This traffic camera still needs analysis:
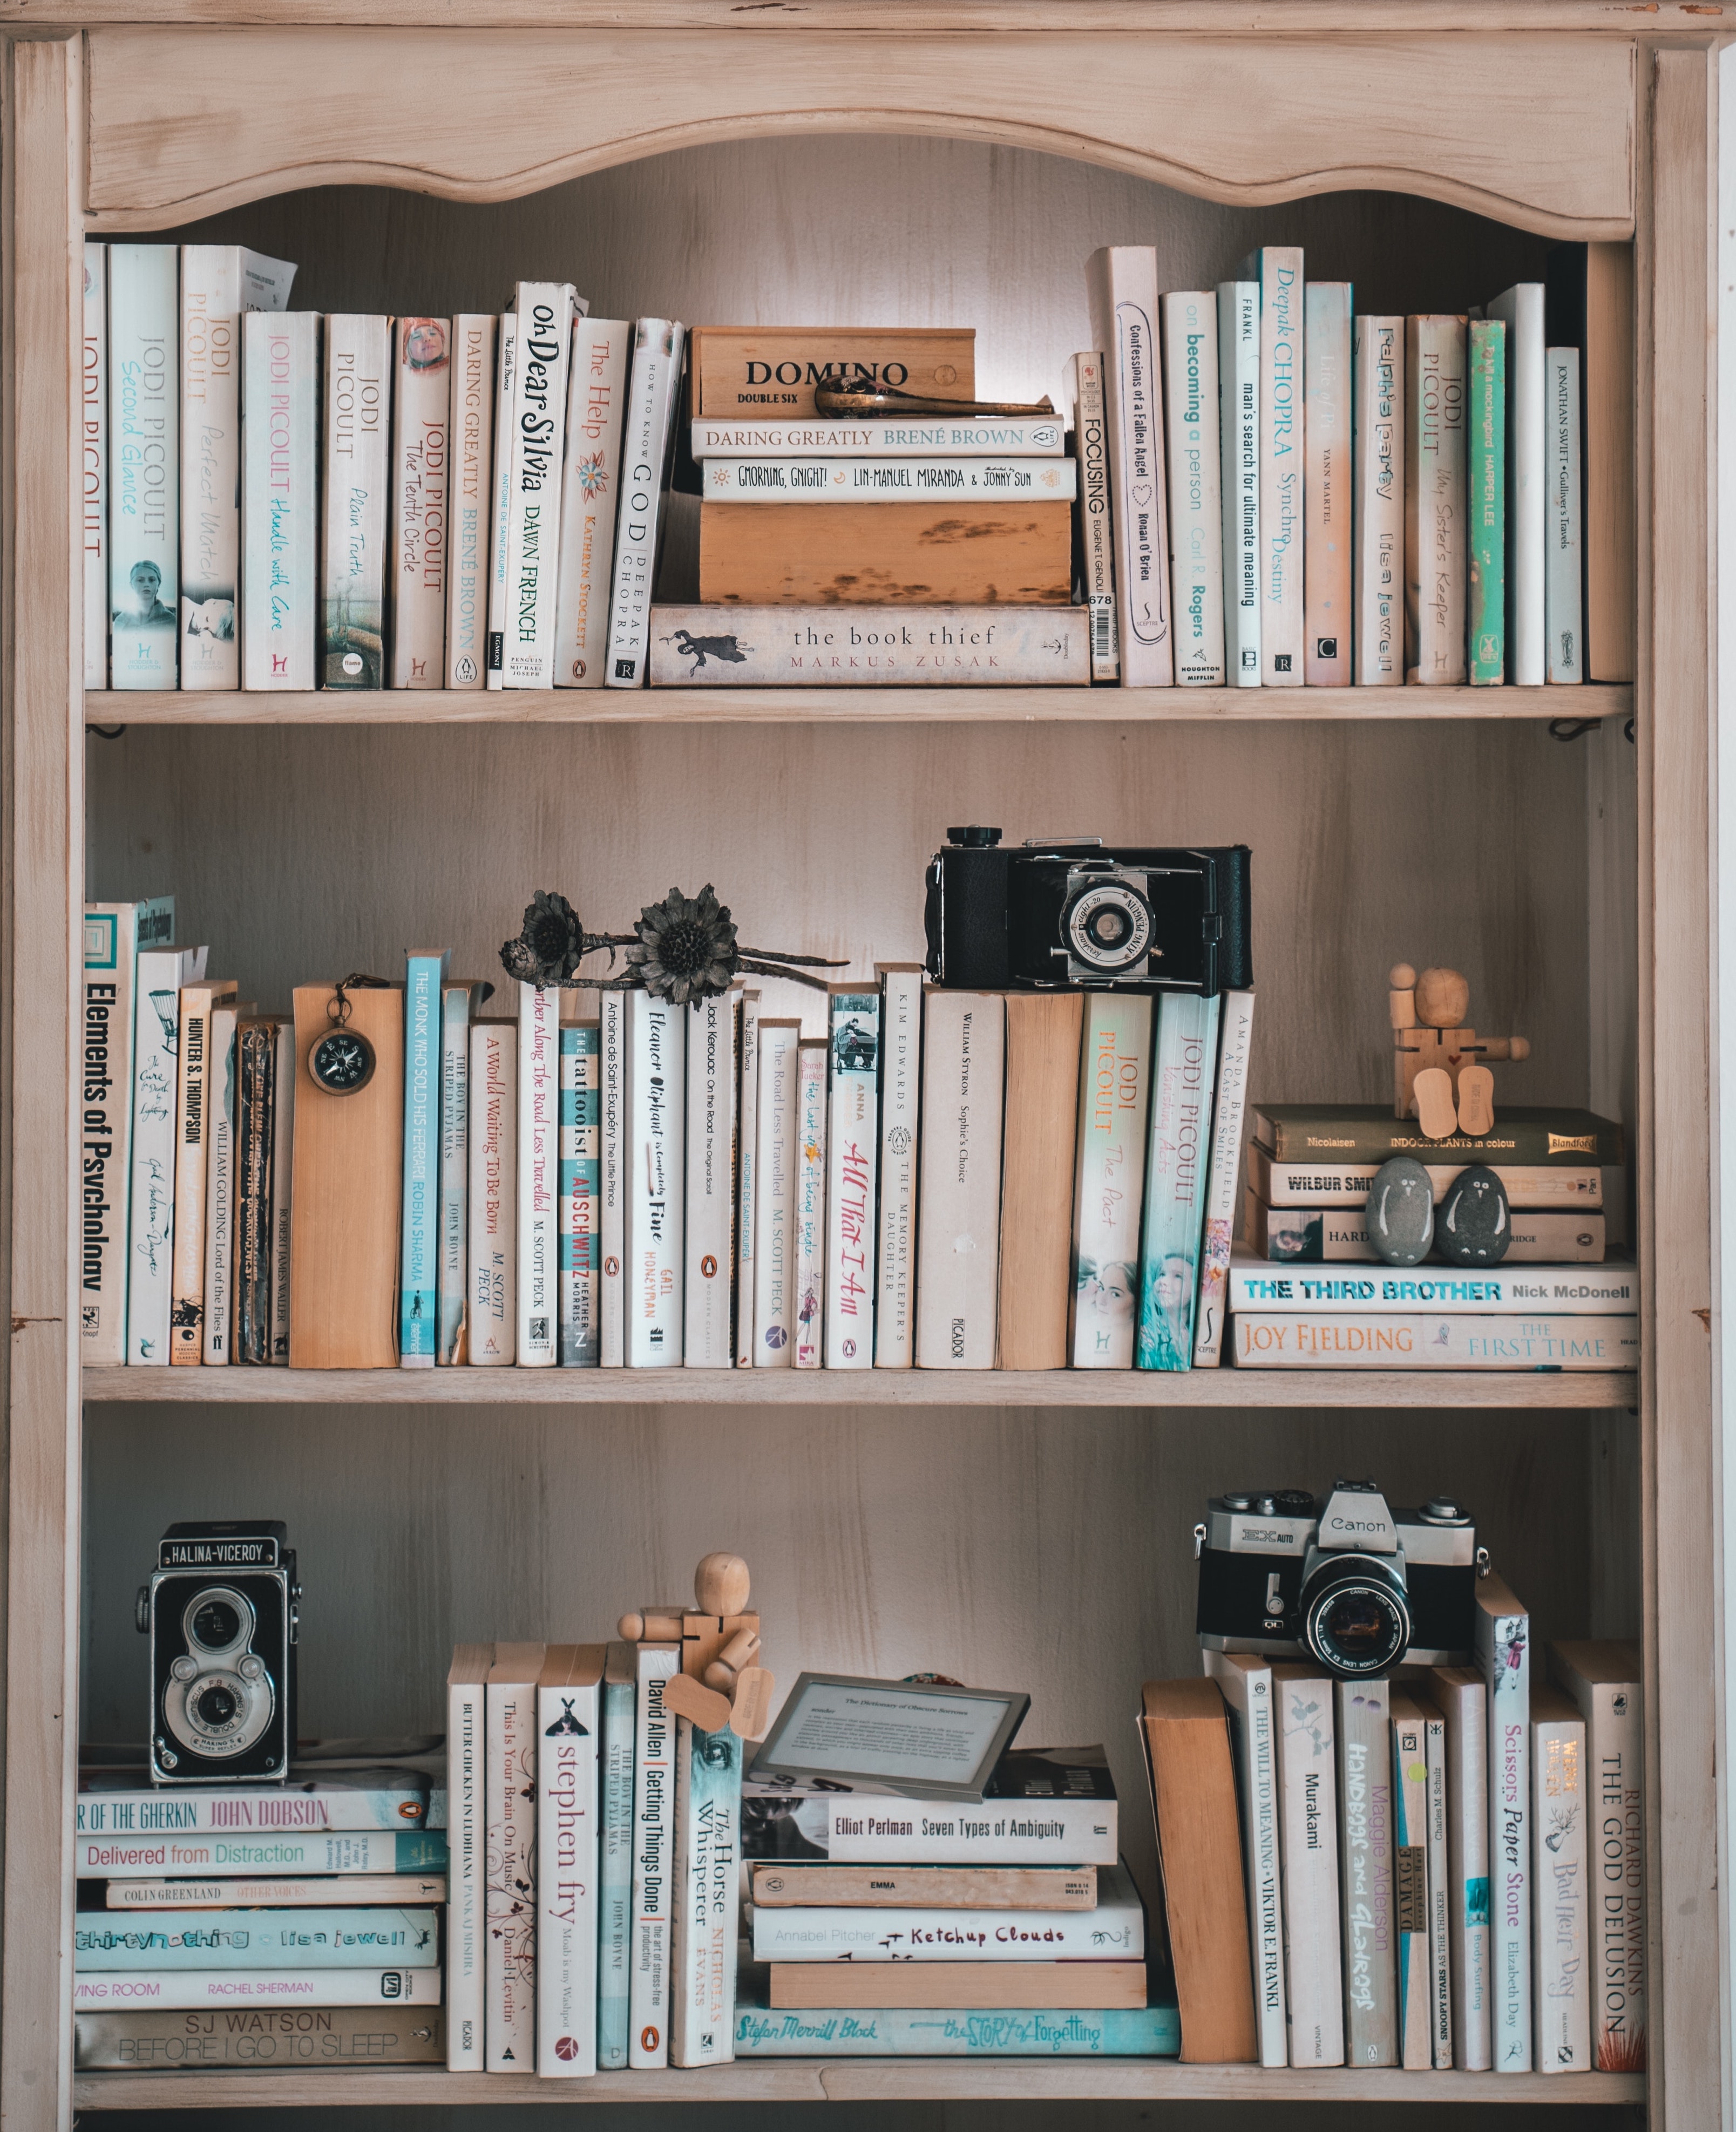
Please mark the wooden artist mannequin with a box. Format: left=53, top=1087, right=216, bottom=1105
left=1389, top=962, right=1531, bottom=1138
left=619, top=1551, right=774, bottom=1740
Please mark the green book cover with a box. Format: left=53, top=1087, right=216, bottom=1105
left=1468, top=317, right=1506, bottom=684
left=1250, top=1103, right=1623, bottom=1168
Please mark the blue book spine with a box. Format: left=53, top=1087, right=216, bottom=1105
left=1135, top=993, right=1220, bottom=1370
left=560, top=1021, right=600, bottom=1366
left=733, top=1998, right=1181, bottom=2058
left=597, top=1667, right=636, bottom=2069
left=75, top=1907, right=440, bottom=1970
left=399, top=951, right=449, bottom=1362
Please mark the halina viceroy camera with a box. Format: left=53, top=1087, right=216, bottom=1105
left=135, top=1520, right=299, bottom=1783
left=923, top=828, right=1252, bottom=995
left=1194, top=1479, right=1486, bottom=1680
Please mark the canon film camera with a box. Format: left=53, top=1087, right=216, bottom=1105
left=1194, top=1479, right=1486, bottom=1680
left=136, top=1520, right=299, bottom=1783
left=924, top=829, right=1252, bottom=995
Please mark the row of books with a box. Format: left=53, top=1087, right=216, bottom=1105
left=1142, top=1615, right=1645, bottom=2073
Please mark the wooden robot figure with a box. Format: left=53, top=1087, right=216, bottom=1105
left=619, top=1551, right=774, bottom=1740
left=1389, top=962, right=1531, bottom=1138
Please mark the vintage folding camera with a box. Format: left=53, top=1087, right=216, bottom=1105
left=135, top=1520, right=299, bottom=1783
left=923, top=829, right=1252, bottom=995
left=1194, top=1479, right=1486, bottom=1679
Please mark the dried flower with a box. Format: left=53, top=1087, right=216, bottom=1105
left=627, top=885, right=740, bottom=1005
left=501, top=890, right=585, bottom=986
left=500, top=882, right=847, bottom=1000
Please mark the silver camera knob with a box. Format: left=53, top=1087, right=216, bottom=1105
left=170, top=1655, right=198, bottom=1683
left=239, top=1655, right=264, bottom=1682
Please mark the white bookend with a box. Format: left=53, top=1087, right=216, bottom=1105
left=825, top=984, right=879, bottom=1367
left=467, top=1020, right=517, bottom=1364
left=445, top=316, right=497, bottom=688
left=913, top=990, right=1005, bottom=1368
left=1352, top=315, right=1404, bottom=686
left=873, top=966, right=922, bottom=1368
left=793, top=1039, right=828, bottom=1369
left=1161, top=290, right=1225, bottom=685
left=1273, top=1665, right=1344, bottom=2066
left=200, top=1003, right=240, bottom=1364
left=1487, top=282, right=1546, bottom=686
left=1336, top=1678, right=1396, bottom=2067
left=1217, top=280, right=1261, bottom=685
left=751, top=1020, right=800, bottom=1367
left=438, top=983, right=473, bottom=1364
left=321, top=315, right=392, bottom=689
left=536, top=1645, right=603, bottom=2077
left=269, top=1016, right=295, bottom=1365
left=240, top=311, right=319, bottom=691
left=446, top=1642, right=492, bottom=2071
left=554, top=317, right=630, bottom=687
left=625, top=992, right=685, bottom=1366
left=1475, top=1573, right=1531, bottom=2072
left=1192, top=989, right=1255, bottom=1366
left=1429, top=1665, right=1492, bottom=2069
left=81, top=901, right=170, bottom=1365
left=1531, top=1688, right=1591, bottom=2072
left=1303, top=281, right=1352, bottom=685
left=1068, top=352, right=1119, bottom=683
left=1238, top=246, right=1305, bottom=685
left=1205, top=1652, right=1287, bottom=2066
left=559, top=1018, right=600, bottom=1367
left=389, top=316, right=450, bottom=689
left=600, top=991, right=626, bottom=1366
left=683, top=991, right=736, bottom=1368
left=486, top=1643, right=546, bottom=2072
left=1545, top=347, right=1584, bottom=684
left=628, top=1644, right=680, bottom=2069
left=734, top=992, right=762, bottom=1367
left=517, top=981, right=559, bottom=1367
left=83, top=243, right=109, bottom=689
left=1405, top=315, right=1469, bottom=685
left=1391, top=1693, right=1432, bottom=2069
left=605, top=319, right=686, bottom=689
left=669, top=1715, right=742, bottom=2067
left=1069, top=994, right=1153, bottom=1369
left=127, top=946, right=207, bottom=1363
left=503, top=283, right=580, bottom=687
left=1085, top=247, right=1172, bottom=684
left=486, top=312, right=517, bottom=690
left=108, top=245, right=180, bottom=691
left=181, top=243, right=295, bottom=689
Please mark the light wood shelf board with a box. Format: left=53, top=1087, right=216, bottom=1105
left=86, top=683, right=1636, bottom=728
left=82, top=1365, right=1638, bottom=1409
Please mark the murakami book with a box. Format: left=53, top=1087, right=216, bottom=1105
left=1135, top=993, right=1218, bottom=1371
left=321, top=315, right=391, bottom=688
left=503, top=282, right=582, bottom=687
left=1071, top=994, right=1154, bottom=1369
left=1273, top=1665, right=1345, bottom=2066
left=108, top=245, right=180, bottom=690
left=825, top=986, right=879, bottom=1367
left=389, top=316, right=450, bottom=689
left=553, top=317, right=629, bottom=687
left=1160, top=291, right=1225, bottom=685
left=445, top=314, right=497, bottom=688
left=84, top=243, right=109, bottom=689
left=240, top=311, right=319, bottom=691
left=1352, top=315, right=1403, bottom=685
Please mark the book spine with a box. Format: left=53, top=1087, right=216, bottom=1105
left=389, top=317, right=450, bottom=688
left=598, top=1673, right=636, bottom=2070
left=180, top=247, right=242, bottom=689
left=445, top=315, right=497, bottom=687
left=702, top=457, right=1076, bottom=500
left=669, top=1718, right=742, bottom=2067
left=199, top=1008, right=239, bottom=1363
left=683, top=993, right=736, bottom=1368
left=1437, top=1671, right=1492, bottom=2067
left=1217, top=280, right=1261, bottom=685
left=818, top=1803, right=1118, bottom=1866
left=240, top=312, right=319, bottom=691
left=554, top=318, right=630, bottom=687
left=751, top=1022, right=799, bottom=1367
left=84, top=243, right=109, bottom=689
left=648, top=604, right=1090, bottom=687
left=503, top=284, right=575, bottom=687
left=1276, top=1672, right=1345, bottom=2065
left=1136, top=994, right=1218, bottom=1370
left=1404, top=315, right=1469, bottom=684
left=485, top=312, right=517, bottom=689
left=1192, top=990, right=1254, bottom=1364
left=486, top=1677, right=537, bottom=2069
left=734, top=994, right=761, bottom=1367
left=1495, top=284, right=1547, bottom=685
left=169, top=988, right=219, bottom=1362
left=1303, top=281, right=1352, bottom=685
left=559, top=1021, right=600, bottom=1367
left=1086, top=248, right=1172, bottom=684
left=1234, top=1313, right=1636, bottom=1368
left=748, top=1892, right=1141, bottom=1960
left=1352, top=315, right=1403, bottom=685
left=1545, top=348, right=1584, bottom=683
left=1070, top=994, right=1154, bottom=1369
left=1468, top=318, right=1507, bottom=685
left=874, top=969, right=921, bottom=1368
left=537, top=1673, right=601, bottom=2075
left=1585, top=1678, right=1645, bottom=2070
left=517, top=981, right=559, bottom=1366
left=437, top=987, right=470, bottom=1364
left=77, top=1787, right=434, bottom=1836
left=600, top=992, right=626, bottom=1366
left=625, top=992, right=685, bottom=1366
left=825, top=990, right=879, bottom=1366
left=81, top=906, right=139, bottom=1364
left=1253, top=1109, right=1623, bottom=1168
left=268, top=1017, right=294, bottom=1364
left=467, top=1022, right=517, bottom=1364
left=693, top=416, right=1066, bottom=457
left=1069, top=352, right=1119, bottom=682
left=1338, top=1679, right=1396, bottom=2067
left=446, top=1672, right=485, bottom=2069
left=234, top=1023, right=273, bottom=1364
left=1245, top=1198, right=1605, bottom=1264
left=72, top=1970, right=444, bottom=2011
left=1202, top=1655, right=1286, bottom=2066
left=76, top=1909, right=439, bottom=1970
left=1421, top=1708, right=1454, bottom=2067
left=108, top=245, right=179, bottom=690
left=321, top=315, right=391, bottom=688
left=1161, top=291, right=1225, bottom=685
left=1253, top=248, right=1305, bottom=685
left=628, top=1645, right=679, bottom=2068
left=913, top=992, right=1005, bottom=1368
left=78, top=1829, right=448, bottom=1876
left=1393, top=1707, right=1432, bottom=2068
left=734, top=2001, right=1178, bottom=2058
left=76, top=2006, right=445, bottom=2068
left=128, top=950, right=193, bottom=1363
left=1226, top=1262, right=1638, bottom=1313
left=1532, top=1714, right=1590, bottom=2072
left=1482, top=1611, right=1532, bottom=2070
left=105, top=1875, right=446, bottom=1909
left=1249, top=1149, right=1604, bottom=1209
left=605, top=320, right=684, bottom=689
left=398, top=955, right=444, bottom=1363
left=793, top=1040, right=828, bottom=1369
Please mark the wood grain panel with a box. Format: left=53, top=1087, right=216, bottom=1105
left=83, top=28, right=1634, bottom=236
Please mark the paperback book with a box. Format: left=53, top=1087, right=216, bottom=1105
left=1136, top=994, right=1218, bottom=1370
left=445, top=314, right=497, bottom=688
left=1070, top=995, right=1152, bottom=1369
left=321, top=315, right=391, bottom=689
left=648, top=605, right=1090, bottom=687
left=553, top=317, right=629, bottom=686
left=825, top=987, right=879, bottom=1367
left=109, top=245, right=180, bottom=690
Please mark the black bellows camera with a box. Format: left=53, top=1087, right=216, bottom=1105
left=135, top=1520, right=299, bottom=1783
left=923, top=828, right=1252, bottom=995
left=1195, top=1480, right=1486, bottom=1680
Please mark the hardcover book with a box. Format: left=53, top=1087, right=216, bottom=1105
left=747, top=1859, right=1143, bottom=1963
left=693, top=415, right=1060, bottom=458
left=794, top=1037, right=827, bottom=1369
left=321, top=315, right=391, bottom=689
left=1232, top=1313, right=1636, bottom=1368
left=1192, top=991, right=1254, bottom=1365
left=825, top=986, right=879, bottom=1368
left=445, top=314, right=497, bottom=688
left=1248, top=1146, right=1604, bottom=1211
left=1389, top=1690, right=1434, bottom=2069
left=1337, top=1678, right=1396, bottom=2067
left=1086, top=247, right=1172, bottom=684
left=1544, top=242, right=1633, bottom=682
left=1468, top=317, right=1508, bottom=685
left=553, top=317, right=629, bottom=687
left=1418, top=1693, right=1455, bottom=2067
left=1404, top=315, right=1469, bottom=684
left=126, top=944, right=207, bottom=1364
left=536, top=1644, right=605, bottom=2075
left=170, top=979, right=239, bottom=1363
left=734, top=992, right=761, bottom=1368
left=389, top=317, right=450, bottom=689
left=914, top=991, right=1004, bottom=1368
left=751, top=1019, right=799, bottom=1367
left=1070, top=994, right=1153, bottom=1370
left=683, top=992, right=736, bottom=1368
left=437, top=982, right=478, bottom=1364
left=688, top=327, right=975, bottom=419
left=503, top=282, right=581, bottom=687
left=598, top=1642, right=637, bottom=2070
left=1136, top=994, right=1218, bottom=1371
left=1203, top=1652, right=1286, bottom=2065
left=445, top=1642, right=490, bottom=2070
left=517, top=980, right=559, bottom=1367
left=466, top=1019, right=516, bottom=1364
left=1217, top=280, right=1261, bottom=685
left=74, top=1909, right=439, bottom=1972
left=1160, top=291, right=1225, bottom=685
left=628, top=1644, right=680, bottom=2068
left=649, top=603, right=1089, bottom=687
left=399, top=950, right=449, bottom=1366
left=703, top=457, right=1073, bottom=501
left=626, top=991, right=686, bottom=1366
left=240, top=311, right=319, bottom=691
left=485, top=1643, right=545, bottom=2071
left=1244, top=1196, right=1606, bottom=1266
left=108, top=245, right=180, bottom=690
left=234, top=1017, right=278, bottom=1364
left=485, top=312, right=517, bottom=689
left=1068, top=352, right=1119, bottom=683
left=76, top=2006, right=446, bottom=2069
left=1352, top=315, right=1403, bottom=685
left=698, top=501, right=1071, bottom=608
left=1427, top=1666, right=1492, bottom=2069
left=764, top=1964, right=1145, bottom=2013
left=1226, top=1252, right=1636, bottom=1314
left=1475, top=1576, right=1532, bottom=2072
left=1547, top=1640, right=1644, bottom=2071
left=1239, top=246, right=1305, bottom=686
left=600, top=992, right=626, bottom=1366
left=77, top=1829, right=447, bottom=1879
left=1272, top=1664, right=1344, bottom=2067
left=750, top=1864, right=1096, bottom=1909
left=268, top=1019, right=295, bottom=1363
left=1251, top=1102, right=1623, bottom=1167
left=1530, top=1686, right=1590, bottom=2073
left=1487, top=282, right=1547, bottom=685
left=199, top=1002, right=241, bottom=1363
left=84, top=242, right=108, bottom=689
left=1303, top=281, right=1352, bottom=685
left=734, top=1993, right=1177, bottom=2058
left=874, top=966, right=921, bottom=1367
left=559, top=1019, right=601, bottom=1367
left=669, top=1719, right=743, bottom=2066
left=997, top=991, right=1083, bottom=1371
left=605, top=318, right=684, bottom=689
left=1545, top=345, right=1584, bottom=683
left=72, top=1970, right=443, bottom=2011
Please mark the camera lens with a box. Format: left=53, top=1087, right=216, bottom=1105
left=1064, top=880, right=1153, bottom=973
left=191, top=1598, right=242, bottom=1650
left=1301, top=1557, right=1412, bottom=1678
left=194, top=1682, right=239, bottom=1728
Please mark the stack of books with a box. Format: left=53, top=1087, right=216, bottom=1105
left=72, top=1753, right=448, bottom=2069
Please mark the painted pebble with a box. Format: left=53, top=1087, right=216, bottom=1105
left=1367, top=1155, right=1435, bottom=1266
left=1437, top=1164, right=1511, bottom=1266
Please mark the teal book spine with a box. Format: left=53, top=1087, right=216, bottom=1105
left=437, top=984, right=471, bottom=1363
left=597, top=1665, right=636, bottom=2069
left=399, top=951, right=449, bottom=1362
left=560, top=1021, right=600, bottom=1366
left=75, top=1907, right=439, bottom=1971
left=1135, top=993, right=1220, bottom=1370
left=734, top=1997, right=1181, bottom=2058
left=1468, top=318, right=1507, bottom=685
